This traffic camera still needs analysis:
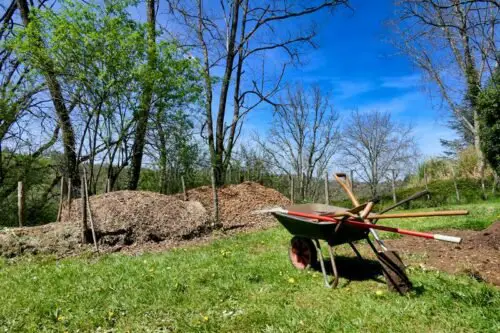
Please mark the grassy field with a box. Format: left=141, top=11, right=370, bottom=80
left=0, top=201, right=499, bottom=332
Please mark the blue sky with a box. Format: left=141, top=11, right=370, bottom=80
left=243, top=0, right=458, bottom=158
left=128, top=0, right=459, bottom=158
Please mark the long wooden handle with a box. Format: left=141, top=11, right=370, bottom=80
left=321, top=209, right=468, bottom=219
left=334, top=173, right=359, bottom=206
left=378, top=190, right=429, bottom=214
left=366, top=210, right=469, bottom=219
left=283, top=210, right=462, bottom=243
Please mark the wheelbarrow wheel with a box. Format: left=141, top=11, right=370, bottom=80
left=289, top=236, right=317, bottom=270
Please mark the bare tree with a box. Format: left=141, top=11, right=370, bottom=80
left=256, top=85, right=340, bottom=201
left=340, top=110, right=418, bottom=197
left=169, top=0, right=349, bottom=186
left=391, top=0, right=499, bottom=198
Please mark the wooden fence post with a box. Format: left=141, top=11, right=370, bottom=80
left=67, top=177, right=72, bottom=218
left=56, top=176, right=65, bottom=222
left=181, top=175, right=187, bottom=201
left=450, top=165, right=460, bottom=202
left=81, top=176, right=88, bottom=243
left=83, top=167, right=98, bottom=252
left=324, top=172, right=329, bottom=204
left=391, top=169, right=397, bottom=203
left=18, top=181, right=24, bottom=227
left=106, top=178, right=111, bottom=193
left=423, top=166, right=430, bottom=200
left=211, top=168, right=220, bottom=227
left=226, top=165, right=232, bottom=184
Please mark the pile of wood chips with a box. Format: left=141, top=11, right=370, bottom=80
left=0, top=182, right=290, bottom=257
left=61, top=190, right=209, bottom=245
left=182, top=181, right=290, bottom=231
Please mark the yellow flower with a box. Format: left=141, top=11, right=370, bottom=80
left=288, top=277, right=295, bottom=284
left=375, top=290, right=384, bottom=296
left=203, top=316, right=209, bottom=321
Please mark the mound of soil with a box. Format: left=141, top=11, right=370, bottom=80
left=388, top=222, right=500, bottom=286
left=0, top=223, right=81, bottom=258
left=0, top=182, right=289, bottom=257
left=181, top=181, right=290, bottom=231
left=61, top=190, right=209, bottom=245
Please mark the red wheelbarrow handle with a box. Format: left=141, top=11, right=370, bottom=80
left=282, top=210, right=462, bottom=244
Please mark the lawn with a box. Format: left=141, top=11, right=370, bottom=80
left=0, top=201, right=499, bottom=332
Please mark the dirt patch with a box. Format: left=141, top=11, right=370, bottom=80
left=387, top=222, right=500, bottom=286
left=0, top=182, right=289, bottom=257
left=180, top=181, right=290, bottom=231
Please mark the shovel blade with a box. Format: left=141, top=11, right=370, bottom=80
left=377, top=250, right=412, bottom=294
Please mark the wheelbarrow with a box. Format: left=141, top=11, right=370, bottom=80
left=258, top=173, right=468, bottom=293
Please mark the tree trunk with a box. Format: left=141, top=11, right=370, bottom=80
left=493, top=171, right=499, bottom=196
left=213, top=0, right=241, bottom=187
left=128, top=0, right=156, bottom=190
left=16, top=0, right=78, bottom=185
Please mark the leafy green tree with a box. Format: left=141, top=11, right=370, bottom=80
left=13, top=0, right=80, bottom=185
left=478, top=68, right=500, bottom=176
left=10, top=0, right=202, bottom=193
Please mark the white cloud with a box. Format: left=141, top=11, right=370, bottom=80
left=380, top=74, right=422, bottom=89
left=354, top=91, right=423, bottom=114
left=332, top=80, right=375, bottom=99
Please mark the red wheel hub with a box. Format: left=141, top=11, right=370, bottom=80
left=289, top=237, right=315, bottom=269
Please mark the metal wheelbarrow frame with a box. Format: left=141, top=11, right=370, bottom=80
left=273, top=210, right=379, bottom=288
left=270, top=173, right=448, bottom=292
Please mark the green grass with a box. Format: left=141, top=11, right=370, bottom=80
left=0, top=202, right=499, bottom=332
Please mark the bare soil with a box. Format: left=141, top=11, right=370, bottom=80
left=387, top=222, right=500, bottom=286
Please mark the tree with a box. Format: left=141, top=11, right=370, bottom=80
left=392, top=0, right=499, bottom=198
left=14, top=0, right=79, bottom=185
left=478, top=66, right=500, bottom=176
left=256, top=85, right=340, bottom=201
left=170, top=0, right=350, bottom=186
left=128, top=0, right=157, bottom=190
left=340, top=110, right=418, bottom=197
left=10, top=0, right=150, bottom=195
left=10, top=0, right=202, bottom=192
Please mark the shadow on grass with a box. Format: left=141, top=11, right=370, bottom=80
left=311, top=255, right=386, bottom=284
left=310, top=255, right=426, bottom=296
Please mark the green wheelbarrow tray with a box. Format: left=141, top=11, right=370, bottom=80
left=273, top=211, right=368, bottom=246
left=272, top=204, right=412, bottom=293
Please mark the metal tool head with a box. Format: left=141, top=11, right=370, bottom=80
left=252, top=207, right=287, bottom=215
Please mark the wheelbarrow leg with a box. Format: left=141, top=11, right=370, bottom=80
left=313, top=239, right=339, bottom=289
left=349, top=242, right=363, bottom=260
left=366, top=237, right=379, bottom=254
